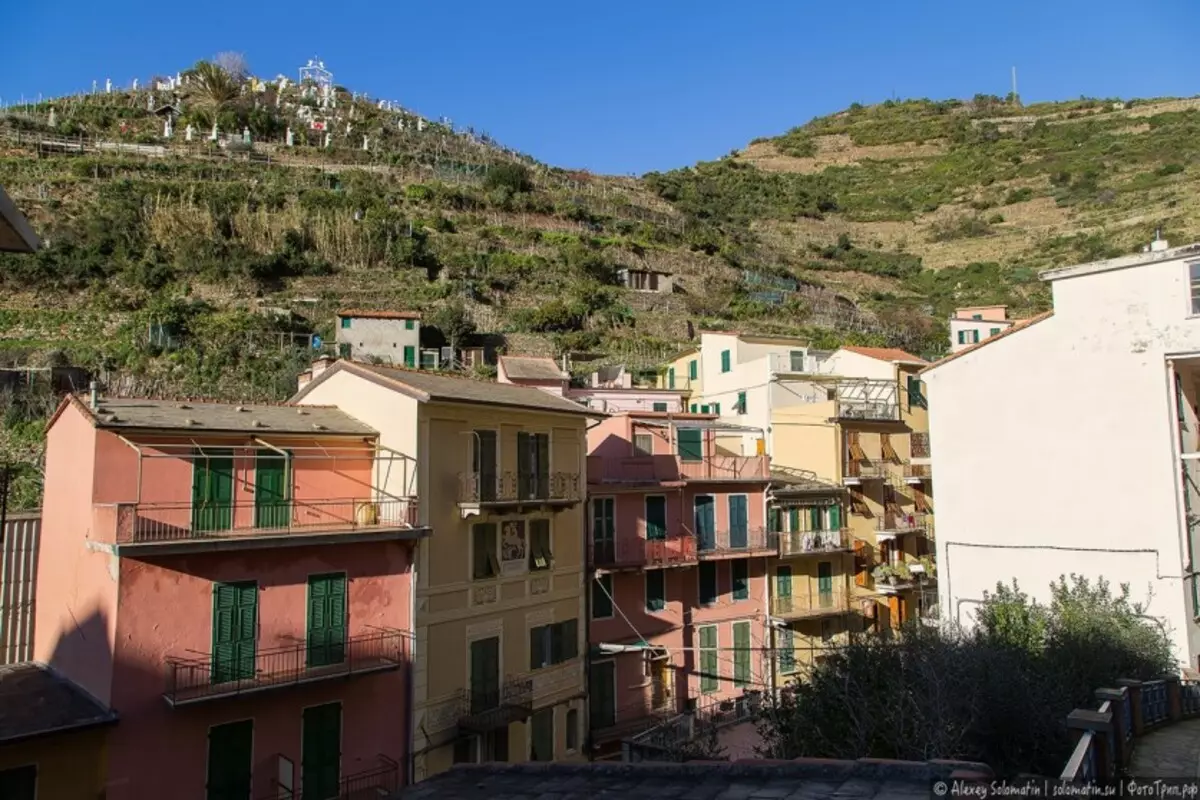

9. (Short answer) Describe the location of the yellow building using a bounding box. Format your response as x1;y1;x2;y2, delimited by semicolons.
656;346;701;399
293;359;596;781
0;663;116;799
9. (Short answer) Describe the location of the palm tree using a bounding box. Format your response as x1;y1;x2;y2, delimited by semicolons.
191;61;238;110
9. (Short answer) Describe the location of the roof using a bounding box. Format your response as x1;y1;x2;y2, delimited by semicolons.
1039;241;1200;283
636;417;764;434
0;663;117;744
293;360;601;417
393;759;994;800
0;185;39;253
922;310;1055;374
954;304;1008;312
950;316;1012;325
841;346;928;366
336;309;422;321
771;466;843;493
498;356;567;382
60;395;376;436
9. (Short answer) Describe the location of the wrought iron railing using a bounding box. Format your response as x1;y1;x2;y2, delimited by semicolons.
622;691;762;763
903;462;932;479
163;628;407;706
457;676;534;731
109;497;418;545
837;400;899;422
772;590;850;619
844;461;887;480
259;754;398;800
776;528;851;556
590;535;697;569
695;526;773;556
877;512;929;534
457;471;581;504
911;432;931;459
587;454;769;483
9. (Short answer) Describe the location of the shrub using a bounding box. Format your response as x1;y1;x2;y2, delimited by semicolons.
1156;163;1185;177
1004;187;1034;204
483;163;533;194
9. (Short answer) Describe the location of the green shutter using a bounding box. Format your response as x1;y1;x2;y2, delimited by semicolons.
829;505;842;530
340;317;351;329
667;368;676;389
957;331;966;345
712;402;720;415
254;453;290;529
737;391;747;413
405;319;415;330
990;327;1000;336
531;708;554;761
700;404;710;414
810;507;822;532
646;496;667;540
733;621;751;687
302;703;341;800
646;570;665;611
206;719;253;800
699;626;718;693
470;637;501;714
721;350;731;373
699;562;717;605
307;573;347;667
732;560;749;600
590;661;616;728
403;345;416;367
788;508;800;533
778;628;796;673
690;403;698;413
776;566;792;598
818;562;833;597
695;496;716;551
192;449;234;533
593;575;614;618
212;582;256;683
689;359;698;380
677;428;703;462
768;507;781;532
653;402;668;412
729;495;748;548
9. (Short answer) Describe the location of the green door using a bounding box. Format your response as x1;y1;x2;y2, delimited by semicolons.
810;507;823;532
470;637;501;714
677;428;703;462
729;495;748;548
818;561;833;608
207;719;253;800
403;345;416;367
473;430;498;502
829;505;842;531
192;449;234;533
307;573;347;667
589;660;616;729
788;508;800;533
646;496;667;541
694;496;715;551
776;566;792;614
254;453;290;529
212;582;257;684
302;703;341;800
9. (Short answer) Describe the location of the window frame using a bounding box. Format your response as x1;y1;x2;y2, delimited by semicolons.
698;561;718;606
633;432;654;457
698;624;719;694
339;317;351;329
645;570;666;612
731;559;750;601
528;518;552;571
1189;261;1200;316
592;574;614;619
472;522;500;580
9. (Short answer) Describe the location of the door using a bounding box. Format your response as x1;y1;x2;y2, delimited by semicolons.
207;719;253;800
592;498;614;562
254;452;290;529
809;507;823;533
212;582;257;684
517;432;550;499
776;566;792;614
650;656;670;709
302;703;341;800
677;428;703;462
306;573;347;667
728;495;748;549
694;496;716;551
192;449;234;533
646;496;667;541
470;637;501;714
590;660;616;729
818;562;834;609
0;765;35;800
473;430;497;501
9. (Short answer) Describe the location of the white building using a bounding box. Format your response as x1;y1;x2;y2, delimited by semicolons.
947;306;1018;353
335;309;421;365
922;240;1200;668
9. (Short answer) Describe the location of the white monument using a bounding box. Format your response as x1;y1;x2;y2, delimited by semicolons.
147;93;155;111
164;116;174;138
132;78;139;91
362;135;369;151
286;127;294;146
105;78;112;93
210;123;219;142
324;132;332;148
92;80;98;94
186;124;195;142
243;127;251;144
48;108;56;127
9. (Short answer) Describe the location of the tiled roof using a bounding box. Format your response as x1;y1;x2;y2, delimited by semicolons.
394;759;993;800
0;663;117;744
499;356;567;381
337;309;422;320
841;346;928;365
68;395;375;435
298;361;600;417
921;310;1055;374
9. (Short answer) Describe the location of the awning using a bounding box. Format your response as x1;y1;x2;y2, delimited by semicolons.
636;418;764;435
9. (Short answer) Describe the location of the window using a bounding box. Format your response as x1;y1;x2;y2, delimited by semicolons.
778;627;796;674
721;350;731;373
880;432;898;461
590;661;616;729
646;570;666;611
699;625;718;693
302;703;342;799
530;708;554;761
690;403;698;413
212;581;257;683
421;350;437;369
736;391;747;414
677;428;703;462
653;402;668;412
529;519;552;571
971;313;982;320
712;402;721;415
956;330;966;345
593;574;614;619
592;497;615;563
731;560;749;600
469;637;501;714
566;708;579;752
530;619;578;669
689;359;698;380
733;621;751;688
906;375;927;411
1191;263;1200;314
472;523;499;579
472;430;498;501
403;345;416;367
645;495;667;540
768;506;782;533
853;540;870;587
306;573;347;667
634;433;653;456
405;319;415;330
990;327;1001;336
517;432;550;499
207;720;253;800
340;317;351;329
970;330;981;344
667;368;676;389
699;561;718;606
700;404;710;413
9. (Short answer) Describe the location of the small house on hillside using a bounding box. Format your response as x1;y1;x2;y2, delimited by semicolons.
335;309;421;366
618;267;673;294
496;356;568;396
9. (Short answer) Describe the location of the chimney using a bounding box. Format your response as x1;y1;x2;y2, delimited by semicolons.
89;380;98;410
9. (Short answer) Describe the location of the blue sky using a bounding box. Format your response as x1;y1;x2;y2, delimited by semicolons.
5;0;1198;175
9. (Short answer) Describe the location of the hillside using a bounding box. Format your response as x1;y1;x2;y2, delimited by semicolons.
1;67;1199;506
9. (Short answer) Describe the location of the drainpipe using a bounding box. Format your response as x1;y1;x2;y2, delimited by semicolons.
89;380;98;410
406;539;418;786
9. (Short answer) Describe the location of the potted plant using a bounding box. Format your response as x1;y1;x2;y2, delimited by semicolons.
916;556;937;579
872;565;896;585
894;561;913;583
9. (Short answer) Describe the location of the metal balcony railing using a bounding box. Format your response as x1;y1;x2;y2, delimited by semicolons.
911;433;931;459
837;400;899;422
106;498;419;545
696;526;773;557
590;535;698;569
772;590;850;620
588;454;769;484
776;528;851;557
457;471;581;505
903;462;932;480
877;512;929;534
259;754;399;800
457;676;535;732
164;628;407;707
844;461;887;480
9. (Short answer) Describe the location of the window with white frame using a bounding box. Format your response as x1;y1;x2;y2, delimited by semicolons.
1190;262;1200;315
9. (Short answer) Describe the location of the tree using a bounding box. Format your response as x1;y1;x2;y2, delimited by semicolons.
213;51;250;82
192;61;239;110
483;163;533;194
428;301;477;353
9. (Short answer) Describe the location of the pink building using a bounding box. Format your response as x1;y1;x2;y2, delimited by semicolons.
35;394;426;800
584;412;772;757
499;358;686;414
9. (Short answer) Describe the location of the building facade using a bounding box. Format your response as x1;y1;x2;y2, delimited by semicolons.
35;395;419;799
922;241;1200;668
586;412;772;755
292;360;593;780
948;306;1016;354
335;309;422;365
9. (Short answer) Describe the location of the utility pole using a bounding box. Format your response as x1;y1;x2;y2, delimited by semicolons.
1011;66;1019;106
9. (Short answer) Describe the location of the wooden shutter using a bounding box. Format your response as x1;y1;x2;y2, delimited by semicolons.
809;507;822;532
913;484;928;513
732;559;749;599
530;625;547;669
849;488;870;516
645;496;667;540
677;428;703;462
254;452;290;529
884;486;901;517
307;573;347;667
853;540;870;587
880;433;898;461
699;626;718;693
212;583;237;682
847;431;866;461
728;495;748;548
733;621;751;687
829;504;842;530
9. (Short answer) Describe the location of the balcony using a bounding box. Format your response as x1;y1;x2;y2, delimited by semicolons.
772;590;851;621
777;528;852;558
876;512;930;538
457;471;581;517
768;352;821;375
837;400;899;421
163;628;408;707
99;498;422;554
911;432;931;460
903;462;932;482
842;461;887;484
456;676;535;732
587;454;769;485
590;535;698;570
696;526;775;559
261;754;399;800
